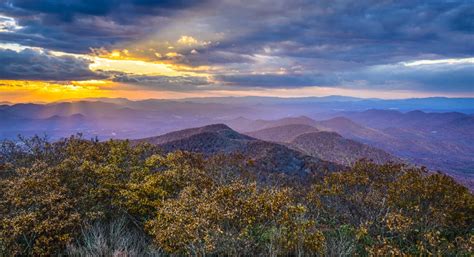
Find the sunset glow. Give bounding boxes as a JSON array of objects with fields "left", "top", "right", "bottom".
[
  {"left": 0, "top": 1, "right": 473, "bottom": 103},
  {"left": 0, "top": 80, "right": 111, "bottom": 103}
]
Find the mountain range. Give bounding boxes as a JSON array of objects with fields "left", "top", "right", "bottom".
[
  {"left": 1, "top": 96, "right": 472, "bottom": 189},
  {"left": 226, "top": 114, "right": 474, "bottom": 189}
]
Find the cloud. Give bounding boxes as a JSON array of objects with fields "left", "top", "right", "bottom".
[
  {"left": 0, "top": 0, "right": 210, "bottom": 52},
  {"left": 0, "top": 48, "right": 104, "bottom": 80},
  {"left": 177, "top": 35, "right": 199, "bottom": 45},
  {"left": 216, "top": 58, "right": 474, "bottom": 93},
  {"left": 180, "top": 51, "right": 255, "bottom": 66},
  {"left": 3, "top": 0, "right": 471, "bottom": 61},
  {"left": 0, "top": 15, "right": 22, "bottom": 32},
  {"left": 134, "top": 0, "right": 474, "bottom": 88},
  {"left": 341, "top": 61, "right": 474, "bottom": 93},
  {"left": 1, "top": 0, "right": 473, "bottom": 95},
  {"left": 216, "top": 73, "right": 337, "bottom": 88},
  {"left": 112, "top": 74, "right": 213, "bottom": 91}
]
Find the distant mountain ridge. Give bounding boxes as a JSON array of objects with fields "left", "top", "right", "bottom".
[
  {"left": 341, "top": 109, "right": 473, "bottom": 131},
  {"left": 291, "top": 131, "right": 398, "bottom": 166},
  {"left": 246, "top": 124, "right": 319, "bottom": 142},
  {"left": 246, "top": 123, "right": 397, "bottom": 166},
  {"left": 237, "top": 113, "right": 474, "bottom": 189}
]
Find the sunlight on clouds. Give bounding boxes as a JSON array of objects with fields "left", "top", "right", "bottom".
[
  {"left": 50, "top": 47, "right": 205, "bottom": 78},
  {"left": 176, "top": 35, "right": 211, "bottom": 47},
  {"left": 402, "top": 57, "right": 474, "bottom": 67},
  {"left": 85, "top": 47, "right": 208, "bottom": 76},
  {"left": 165, "top": 52, "right": 181, "bottom": 58},
  {"left": 88, "top": 55, "right": 209, "bottom": 77},
  {"left": 71, "top": 80, "right": 109, "bottom": 86},
  {"left": 89, "top": 57, "right": 179, "bottom": 75},
  {"left": 97, "top": 26, "right": 220, "bottom": 62},
  {"left": 0, "top": 15, "right": 22, "bottom": 32},
  {"left": 177, "top": 35, "right": 199, "bottom": 45},
  {"left": 0, "top": 43, "right": 29, "bottom": 51},
  {"left": 110, "top": 50, "right": 123, "bottom": 58},
  {"left": 90, "top": 48, "right": 134, "bottom": 60}
]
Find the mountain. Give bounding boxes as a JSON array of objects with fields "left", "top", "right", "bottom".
[
  {"left": 174, "top": 96, "right": 474, "bottom": 113},
  {"left": 2, "top": 97, "right": 474, "bottom": 141},
  {"left": 1, "top": 101, "right": 125, "bottom": 119},
  {"left": 227, "top": 116, "right": 318, "bottom": 132},
  {"left": 0, "top": 113, "right": 94, "bottom": 139},
  {"left": 246, "top": 124, "right": 319, "bottom": 142},
  {"left": 239, "top": 114, "right": 474, "bottom": 189},
  {"left": 340, "top": 109, "right": 473, "bottom": 133},
  {"left": 330, "top": 111, "right": 474, "bottom": 174},
  {"left": 314, "top": 117, "right": 394, "bottom": 145},
  {"left": 135, "top": 124, "right": 254, "bottom": 147},
  {"left": 135, "top": 124, "right": 341, "bottom": 176},
  {"left": 1, "top": 98, "right": 473, "bottom": 187},
  {"left": 0, "top": 101, "right": 256, "bottom": 140},
  {"left": 237, "top": 116, "right": 394, "bottom": 148},
  {"left": 312, "top": 116, "right": 474, "bottom": 175},
  {"left": 290, "top": 131, "right": 398, "bottom": 166},
  {"left": 246, "top": 123, "right": 397, "bottom": 166}
]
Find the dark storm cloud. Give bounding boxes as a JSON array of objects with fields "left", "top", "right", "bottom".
[
  {"left": 3, "top": 0, "right": 201, "bottom": 20},
  {"left": 2, "top": 0, "right": 472, "bottom": 60},
  {"left": 0, "top": 0, "right": 209, "bottom": 52},
  {"left": 0, "top": 48, "right": 104, "bottom": 80},
  {"left": 204, "top": 0, "right": 474, "bottom": 65}
]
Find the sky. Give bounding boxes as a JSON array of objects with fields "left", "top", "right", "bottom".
[{"left": 0, "top": 0, "right": 473, "bottom": 103}]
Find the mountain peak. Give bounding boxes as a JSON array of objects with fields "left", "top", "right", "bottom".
[
  {"left": 134, "top": 123, "right": 340, "bottom": 175},
  {"left": 200, "top": 123, "right": 233, "bottom": 132},
  {"left": 135, "top": 123, "right": 252, "bottom": 146}
]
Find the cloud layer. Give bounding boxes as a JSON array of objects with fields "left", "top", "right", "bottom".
[
  {"left": 0, "top": 0, "right": 473, "bottom": 95},
  {"left": 0, "top": 48, "right": 104, "bottom": 80}
]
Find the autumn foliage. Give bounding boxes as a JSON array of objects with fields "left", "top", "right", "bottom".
[{"left": 0, "top": 136, "right": 472, "bottom": 256}]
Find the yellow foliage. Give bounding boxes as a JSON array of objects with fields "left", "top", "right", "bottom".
[{"left": 0, "top": 138, "right": 472, "bottom": 256}]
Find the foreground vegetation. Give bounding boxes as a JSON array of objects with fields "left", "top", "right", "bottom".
[{"left": 0, "top": 136, "right": 473, "bottom": 256}]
